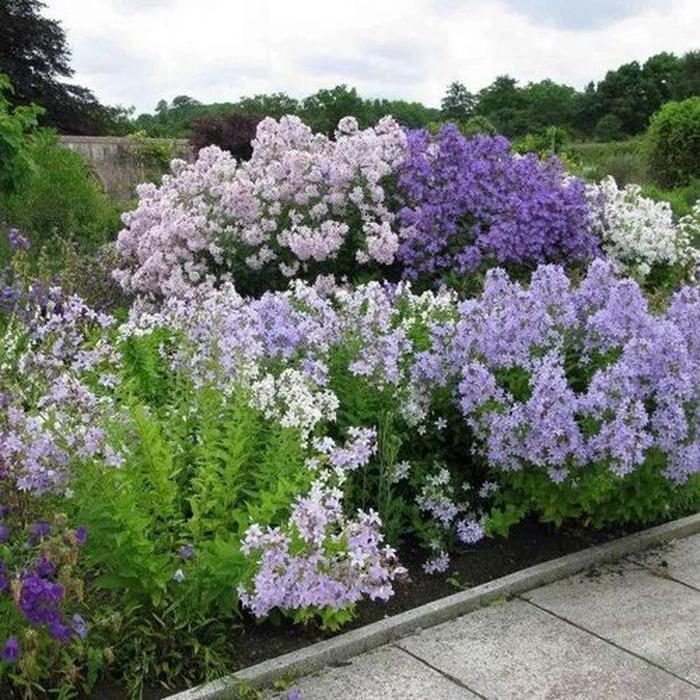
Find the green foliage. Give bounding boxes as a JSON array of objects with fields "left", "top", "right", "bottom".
[
  {"left": 594, "top": 113, "right": 625, "bottom": 141},
  {"left": 645, "top": 97, "right": 700, "bottom": 188},
  {"left": 0, "top": 0, "right": 126, "bottom": 134},
  {"left": 72, "top": 332, "right": 312, "bottom": 619},
  {"left": 491, "top": 452, "right": 700, "bottom": 531},
  {"left": 0, "top": 130, "right": 121, "bottom": 254},
  {"left": 568, "top": 138, "right": 646, "bottom": 185},
  {"left": 641, "top": 177, "right": 700, "bottom": 218},
  {"left": 441, "top": 81, "right": 476, "bottom": 122},
  {"left": 459, "top": 115, "right": 497, "bottom": 137},
  {"left": 0, "top": 74, "right": 43, "bottom": 195}
]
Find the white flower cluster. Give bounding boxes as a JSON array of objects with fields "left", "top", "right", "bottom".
[{"left": 587, "top": 176, "right": 697, "bottom": 277}]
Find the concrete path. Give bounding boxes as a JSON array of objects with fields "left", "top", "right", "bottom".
[{"left": 268, "top": 533, "right": 700, "bottom": 700}]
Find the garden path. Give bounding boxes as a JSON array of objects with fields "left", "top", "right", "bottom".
[{"left": 268, "top": 533, "right": 700, "bottom": 699}]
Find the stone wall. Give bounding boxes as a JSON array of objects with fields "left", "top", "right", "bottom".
[{"left": 59, "top": 135, "right": 193, "bottom": 201}]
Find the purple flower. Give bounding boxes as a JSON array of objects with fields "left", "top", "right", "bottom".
[
  {"left": 34, "top": 556, "right": 55, "bottom": 578},
  {"left": 18, "top": 574, "right": 65, "bottom": 626},
  {"left": 1, "top": 637, "right": 20, "bottom": 663},
  {"left": 71, "top": 613, "right": 88, "bottom": 640},
  {"left": 30, "top": 521, "right": 51, "bottom": 543},
  {"left": 75, "top": 526, "right": 88, "bottom": 546},
  {"left": 48, "top": 620, "right": 73, "bottom": 643},
  {"left": 287, "top": 690, "right": 302, "bottom": 700},
  {"left": 397, "top": 126, "right": 598, "bottom": 281},
  {"left": 7, "top": 228, "right": 30, "bottom": 251},
  {"left": 179, "top": 544, "right": 194, "bottom": 560},
  {"left": 0, "top": 522, "right": 8, "bottom": 543}
]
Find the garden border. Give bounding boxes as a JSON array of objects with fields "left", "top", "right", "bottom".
[{"left": 168, "top": 513, "right": 700, "bottom": 699}]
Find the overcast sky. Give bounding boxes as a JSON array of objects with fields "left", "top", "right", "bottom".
[{"left": 44, "top": 0, "right": 700, "bottom": 114}]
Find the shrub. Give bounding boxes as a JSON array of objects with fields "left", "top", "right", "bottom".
[
  {"left": 189, "top": 111, "right": 263, "bottom": 160},
  {"left": 0, "top": 131, "right": 121, "bottom": 254},
  {"left": 397, "top": 125, "right": 597, "bottom": 282},
  {"left": 586, "top": 176, "right": 698, "bottom": 278},
  {"left": 459, "top": 115, "right": 497, "bottom": 137},
  {"left": 115, "top": 115, "right": 407, "bottom": 296},
  {"left": 645, "top": 97, "right": 700, "bottom": 188}
]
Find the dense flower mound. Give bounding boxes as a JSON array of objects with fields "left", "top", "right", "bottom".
[
  {"left": 587, "top": 176, "right": 698, "bottom": 277},
  {"left": 440, "top": 261, "right": 699, "bottom": 484},
  {"left": 126, "top": 261, "right": 700, "bottom": 489},
  {"left": 396, "top": 124, "right": 598, "bottom": 279},
  {"left": 114, "top": 115, "right": 406, "bottom": 296}
]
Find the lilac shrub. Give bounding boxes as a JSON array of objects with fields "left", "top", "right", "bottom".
[
  {"left": 397, "top": 125, "right": 599, "bottom": 281},
  {"left": 114, "top": 116, "right": 406, "bottom": 296}
]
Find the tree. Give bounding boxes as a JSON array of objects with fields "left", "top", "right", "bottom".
[
  {"left": 237, "top": 92, "right": 300, "bottom": 119},
  {"left": 670, "top": 51, "right": 700, "bottom": 100},
  {"left": 0, "top": 0, "right": 116, "bottom": 134},
  {"left": 0, "top": 74, "right": 42, "bottom": 195},
  {"left": 476, "top": 75, "right": 529, "bottom": 136},
  {"left": 594, "top": 113, "right": 625, "bottom": 141},
  {"left": 301, "top": 85, "right": 368, "bottom": 135},
  {"left": 521, "top": 79, "right": 576, "bottom": 132},
  {"left": 441, "top": 81, "right": 475, "bottom": 122}
]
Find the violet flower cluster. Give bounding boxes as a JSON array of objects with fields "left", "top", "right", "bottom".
[
  {"left": 397, "top": 125, "right": 598, "bottom": 279},
  {"left": 0, "top": 516, "right": 88, "bottom": 665}
]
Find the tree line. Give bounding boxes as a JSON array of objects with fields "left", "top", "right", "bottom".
[{"left": 1, "top": 0, "right": 698, "bottom": 140}]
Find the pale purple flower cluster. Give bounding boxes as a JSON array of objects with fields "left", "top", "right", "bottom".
[
  {"left": 444, "top": 260, "right": 700, "bottom": 483},
  {"left": 0, "top": 289, "right": 119, "bottom": 493},
  {"left": 114, "top": 115, "right": 406, "bottom": 296},
  {"left": 397, "top": 125, "right": 598, "bottom": 279},
  {"left": 238, "top": 481, "right": 406, "bottom": 618}
]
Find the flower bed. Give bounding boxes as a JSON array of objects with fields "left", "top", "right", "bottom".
[{"left": 1, "top": 115, "right": 699, "bottom": 697}]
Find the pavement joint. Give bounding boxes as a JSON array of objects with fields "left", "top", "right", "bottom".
[
  {"left": 625, "top": 555, "right": 700, "bottom": 593},
  {"left": 392, "top": 643, "right": 488, "bottom": 699},
  {"left": 517, "top": 594, "right": 700, "bottom": 691}
]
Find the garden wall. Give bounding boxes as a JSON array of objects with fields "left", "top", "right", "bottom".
[{"left": 59, "top": 135, "right": 193, "bottom": 201}]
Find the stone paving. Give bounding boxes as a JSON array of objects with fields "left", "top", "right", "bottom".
[{"left": 268, "top": 533, "right": 700, "bottom": 700}]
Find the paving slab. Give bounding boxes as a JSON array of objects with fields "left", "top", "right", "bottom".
[
  {"left": 264, "top": 644, "right": 476, "bottom": 699},
  {"left": 398, "top": 598, "right": 698, "bottom": 699},
  {"left": 629, "top": 532, "right": 700, "bottom": 590},
  {"left": 525, "top": 561, "right": 700, "bottom": 686}
]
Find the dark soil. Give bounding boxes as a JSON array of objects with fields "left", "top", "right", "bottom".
[{"left": 107, "top": 516, "right": 634, "bottom": 699}]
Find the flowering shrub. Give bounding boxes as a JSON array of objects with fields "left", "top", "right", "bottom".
[
  {"left": 396, "top": 125, "right": 598, "bottom": 281},
  {"left": 587, "top": 176, "right": 698, "bottom": 278},
  {"left": 114, "top": 115, "right": 406, "bottom": 296}
]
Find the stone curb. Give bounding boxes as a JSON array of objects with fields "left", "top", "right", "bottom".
[{"left": 167, "top": 512, "right": 700, "bottom": 700}]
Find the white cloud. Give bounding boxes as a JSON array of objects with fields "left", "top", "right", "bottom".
[{"left": 44, "top": 0, "right": 700, "bottom": 113}]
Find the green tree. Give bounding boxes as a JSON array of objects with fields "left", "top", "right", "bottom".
[
  {"left": 440, "top": 81, "right": 476, "bottom": 122},
  {"left": 0, "top": 74, "right": 42, "bottom": 195},
  {"left": 521, "top": 79, "right": 576, "bottom": 132},
  {"left": 301, "top": 85, "right": 368, "bottom": 135},
  {"left": 0, "top": 0, "right": 118, "bottom": 134},
  {"left": 237, "top": 92, "right": 300, "bottom": 119},
  {"left": 476, "top": 75, "right": 529, "bottom": 136},
  {"left": 594, "top": 113, "right": 625, "bottom": 141}
]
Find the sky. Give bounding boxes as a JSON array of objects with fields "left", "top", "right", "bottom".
[{"left": 43, "top": 0, "right": 700, "bottom": 114}]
